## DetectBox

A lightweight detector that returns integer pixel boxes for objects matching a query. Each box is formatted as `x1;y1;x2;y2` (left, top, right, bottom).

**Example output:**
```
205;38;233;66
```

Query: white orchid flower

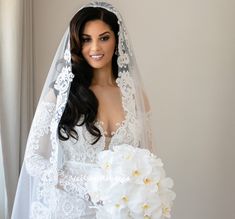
86;144;176;219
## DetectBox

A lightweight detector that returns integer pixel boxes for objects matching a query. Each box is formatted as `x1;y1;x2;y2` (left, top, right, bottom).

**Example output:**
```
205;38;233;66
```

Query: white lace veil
11;1;156;218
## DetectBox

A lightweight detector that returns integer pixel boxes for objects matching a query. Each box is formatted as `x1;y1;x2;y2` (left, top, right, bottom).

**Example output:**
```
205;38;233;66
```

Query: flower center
122;195;128;203
132;170;140;176
144;178;152;185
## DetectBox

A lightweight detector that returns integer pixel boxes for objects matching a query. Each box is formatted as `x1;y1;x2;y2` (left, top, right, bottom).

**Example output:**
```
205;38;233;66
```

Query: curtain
0;0;33;217
0;132;7;219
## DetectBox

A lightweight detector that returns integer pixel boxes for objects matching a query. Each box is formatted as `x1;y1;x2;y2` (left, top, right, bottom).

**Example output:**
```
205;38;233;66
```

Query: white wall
33;0;235;218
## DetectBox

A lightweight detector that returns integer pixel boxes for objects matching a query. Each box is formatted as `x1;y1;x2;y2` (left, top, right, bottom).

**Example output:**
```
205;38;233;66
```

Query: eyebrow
81;31;111;37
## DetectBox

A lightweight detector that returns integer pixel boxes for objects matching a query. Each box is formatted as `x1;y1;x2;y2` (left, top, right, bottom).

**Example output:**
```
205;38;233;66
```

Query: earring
115;48;118;55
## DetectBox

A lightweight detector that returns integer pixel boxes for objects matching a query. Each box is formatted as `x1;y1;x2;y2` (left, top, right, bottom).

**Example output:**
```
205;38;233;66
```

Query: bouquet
86;144;176;219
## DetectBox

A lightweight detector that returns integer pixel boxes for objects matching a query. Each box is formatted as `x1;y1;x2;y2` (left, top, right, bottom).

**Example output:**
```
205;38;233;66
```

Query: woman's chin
89;61;111;70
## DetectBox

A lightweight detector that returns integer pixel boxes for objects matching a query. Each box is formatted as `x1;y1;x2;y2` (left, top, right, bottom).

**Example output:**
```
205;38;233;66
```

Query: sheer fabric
11;1;155;218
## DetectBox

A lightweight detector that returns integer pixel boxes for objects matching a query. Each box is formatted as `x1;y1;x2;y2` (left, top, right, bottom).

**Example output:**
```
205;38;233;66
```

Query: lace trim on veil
21;2;153;218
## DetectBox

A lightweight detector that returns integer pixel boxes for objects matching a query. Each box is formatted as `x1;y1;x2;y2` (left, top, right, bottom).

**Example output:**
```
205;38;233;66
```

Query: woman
11;1;155;218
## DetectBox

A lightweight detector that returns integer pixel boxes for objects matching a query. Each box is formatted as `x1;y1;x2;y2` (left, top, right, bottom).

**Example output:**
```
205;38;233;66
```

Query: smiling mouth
90;54;104;61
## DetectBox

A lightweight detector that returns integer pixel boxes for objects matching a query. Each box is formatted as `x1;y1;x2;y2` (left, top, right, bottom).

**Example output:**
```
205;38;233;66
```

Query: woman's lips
90;54;104;61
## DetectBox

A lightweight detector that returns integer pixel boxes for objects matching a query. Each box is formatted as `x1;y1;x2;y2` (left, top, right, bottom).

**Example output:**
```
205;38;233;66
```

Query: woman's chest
90;84;126;137
60;116;141;164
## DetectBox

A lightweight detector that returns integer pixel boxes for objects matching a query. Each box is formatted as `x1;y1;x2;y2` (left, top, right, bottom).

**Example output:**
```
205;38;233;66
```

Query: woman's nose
91;40;101;51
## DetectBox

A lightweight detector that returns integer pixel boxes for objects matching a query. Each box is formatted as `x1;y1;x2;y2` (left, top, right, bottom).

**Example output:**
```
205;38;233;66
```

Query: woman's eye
82;38;91;43
100;36;110;41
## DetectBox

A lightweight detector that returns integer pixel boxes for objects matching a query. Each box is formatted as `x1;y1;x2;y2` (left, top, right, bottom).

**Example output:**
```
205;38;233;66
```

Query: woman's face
81;19;116;70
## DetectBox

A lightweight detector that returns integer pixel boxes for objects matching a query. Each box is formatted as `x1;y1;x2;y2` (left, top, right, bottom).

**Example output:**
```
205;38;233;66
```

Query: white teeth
91;55;104;60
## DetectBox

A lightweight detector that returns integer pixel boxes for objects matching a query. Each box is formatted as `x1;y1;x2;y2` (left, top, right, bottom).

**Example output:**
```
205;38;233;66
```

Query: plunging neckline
95;118;127;150
95;119;127;138
92;76;129;148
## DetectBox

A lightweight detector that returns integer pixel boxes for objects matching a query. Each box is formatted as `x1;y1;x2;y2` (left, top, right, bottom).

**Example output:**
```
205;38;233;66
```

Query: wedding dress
54;110;152;218
43;79;152;218
11;1;155;218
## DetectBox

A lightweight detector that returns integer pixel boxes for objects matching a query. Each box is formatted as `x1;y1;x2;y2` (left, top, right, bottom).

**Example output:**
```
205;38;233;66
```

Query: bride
11;1;155;218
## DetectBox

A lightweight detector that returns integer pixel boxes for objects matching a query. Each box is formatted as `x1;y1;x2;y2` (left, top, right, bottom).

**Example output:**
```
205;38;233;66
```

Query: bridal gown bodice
55;117;141;218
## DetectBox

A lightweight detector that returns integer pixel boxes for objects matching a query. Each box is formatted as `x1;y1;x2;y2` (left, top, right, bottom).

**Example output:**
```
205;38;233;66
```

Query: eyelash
82;36;110;43
101;36;110;41
82;38;90;43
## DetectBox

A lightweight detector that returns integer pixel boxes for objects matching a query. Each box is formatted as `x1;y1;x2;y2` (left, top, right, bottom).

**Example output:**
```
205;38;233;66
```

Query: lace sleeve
24;94;89;199
144;108;157;155
57;169;89;199
142;90;157;154
25;100;55;177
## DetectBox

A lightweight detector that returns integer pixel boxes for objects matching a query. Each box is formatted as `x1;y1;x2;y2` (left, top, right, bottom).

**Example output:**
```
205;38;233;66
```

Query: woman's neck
92;66;116;87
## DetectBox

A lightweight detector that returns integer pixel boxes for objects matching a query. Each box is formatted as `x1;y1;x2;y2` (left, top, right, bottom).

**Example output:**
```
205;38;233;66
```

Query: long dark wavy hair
58;7;119;144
